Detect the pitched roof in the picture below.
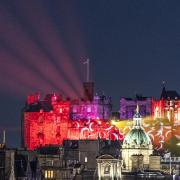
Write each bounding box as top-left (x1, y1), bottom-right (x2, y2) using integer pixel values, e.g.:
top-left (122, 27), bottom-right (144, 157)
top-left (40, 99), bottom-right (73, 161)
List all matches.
top-left (160, 87), bottom-right (180, 100)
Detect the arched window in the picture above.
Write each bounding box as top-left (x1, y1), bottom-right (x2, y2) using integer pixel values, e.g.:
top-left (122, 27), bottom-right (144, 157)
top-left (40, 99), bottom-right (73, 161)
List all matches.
top-left (104, 164), bottom-right (110, 174)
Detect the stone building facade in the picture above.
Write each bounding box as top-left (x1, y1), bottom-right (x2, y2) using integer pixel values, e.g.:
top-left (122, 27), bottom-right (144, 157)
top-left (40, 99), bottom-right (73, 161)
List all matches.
top-left (70, 94), bottom-right (112, 120)
top-left (121, 105), bottom-right (153, 171)
top-left (97, 154), bottom-right (122, 180)
top-left (119, 95), bottom-right (152, 120)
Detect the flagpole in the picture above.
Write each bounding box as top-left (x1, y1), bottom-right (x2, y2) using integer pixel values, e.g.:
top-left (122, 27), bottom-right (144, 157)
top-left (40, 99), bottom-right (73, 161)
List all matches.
top-left (87, 58), bottom-right (89, 82)
top-left (83, 58), bottom-right (90, 82)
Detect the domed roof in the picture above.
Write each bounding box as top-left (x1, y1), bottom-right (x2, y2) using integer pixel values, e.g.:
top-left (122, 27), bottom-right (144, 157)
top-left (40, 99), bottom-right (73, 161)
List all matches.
top-left (123, 105), bottom-right (152, 148)
top-left (97, 154), bottom-right (115, 160)
top-left (123, 128), bottom-right (151, 147)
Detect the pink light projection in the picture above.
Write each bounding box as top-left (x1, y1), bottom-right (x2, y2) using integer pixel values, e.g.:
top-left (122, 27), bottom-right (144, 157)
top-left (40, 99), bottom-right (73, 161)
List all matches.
top-left (0, 47), bottom-right (54, 95)
top-left (0, 8), bottom-right (75, 96)
top-left (0, 1), bottom-right (87, 98)
top-left (55, 1), bottom-right (89, 80)
top-left (12, 0), bottom-right (84, 96)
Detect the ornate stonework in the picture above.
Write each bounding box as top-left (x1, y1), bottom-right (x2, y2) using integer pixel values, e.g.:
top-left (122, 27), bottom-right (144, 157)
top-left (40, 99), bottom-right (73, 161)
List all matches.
top-left (97, 154), bottom-right (122, 180)
top-left (121, 105), bottom-right (153, 171)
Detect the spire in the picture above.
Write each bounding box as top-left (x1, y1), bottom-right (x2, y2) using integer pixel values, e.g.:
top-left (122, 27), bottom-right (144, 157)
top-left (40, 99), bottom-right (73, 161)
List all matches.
top-left (160, 81), bottom-right (167, 99)
top-left (133, 104), bottom-right (142, 128)
top-left (136, 104), bottom-right (139, 114)
top-left (162, 80), bottom-right (166, 88)
top-left (3, 130), bottom-right (6, 145)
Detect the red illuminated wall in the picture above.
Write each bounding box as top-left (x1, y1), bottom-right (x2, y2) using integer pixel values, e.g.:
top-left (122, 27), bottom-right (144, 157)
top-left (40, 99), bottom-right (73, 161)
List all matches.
top-left (152, 99), bottom-right (164, 119)
top-left (24, 100), bottom-right (70, 150)
top-left (152, 98), bottom-right (180, 122)
top-left (24, 96), bottom-right (123, 150)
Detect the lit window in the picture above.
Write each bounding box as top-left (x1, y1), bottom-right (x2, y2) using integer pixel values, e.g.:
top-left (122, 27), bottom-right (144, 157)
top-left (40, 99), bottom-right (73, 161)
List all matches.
top-left (170, 101), bottom-right (173, 106)
top-left (175, 112), bottom-right (178, 121)
top-left (167, 111), bottom-right (170, 120)
top-left (73, 107), bottom-right (77, 113)
top-left (45, 170), bottom-right (54, 179)
top-left (45, 170), bottom-right (48, 178)
top-left (85, 156), bottom-right (87, 163)
top-left (48, 171), bottom-right (51, 178)
top-left (87, 106), bottom-right (91, 113)
top-left (51, 171), bottom-right (54, 178)
top-left (155, 106), bottom-right (159, 119)
top-left (178, 108), bottom-right (180, 121)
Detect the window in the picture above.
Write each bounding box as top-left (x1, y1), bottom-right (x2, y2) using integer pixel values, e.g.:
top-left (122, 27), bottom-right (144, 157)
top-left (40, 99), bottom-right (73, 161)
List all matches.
top-left (104, 164), bottom-right (110, 174)
top-left (87, 106), bottom-right (91, 113)
top-left (45, 170), bottom-right (54, 179)
top-left (59, 108), bottom-right (62, 113)
top-left (73, 107), bottom-right (77, 113)
top-left (85, 156), bottom-right (87, 163)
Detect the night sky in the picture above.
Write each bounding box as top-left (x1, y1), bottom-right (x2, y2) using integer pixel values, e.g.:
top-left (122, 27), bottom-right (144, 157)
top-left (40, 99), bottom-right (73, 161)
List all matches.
top-left (1, 0), bottom-right (180, 147)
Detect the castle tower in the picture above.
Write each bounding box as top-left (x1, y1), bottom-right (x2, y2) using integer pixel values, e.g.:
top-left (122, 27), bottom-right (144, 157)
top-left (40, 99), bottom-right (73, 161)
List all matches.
top-left (83, 58), bottom-right (94, 101)
top-left (83, 82), bottom-right (94, 101)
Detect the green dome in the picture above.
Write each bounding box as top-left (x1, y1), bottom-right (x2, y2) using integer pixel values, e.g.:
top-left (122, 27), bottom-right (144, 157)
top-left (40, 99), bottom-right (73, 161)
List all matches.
top-left (123, 105), bottom-right (152, 148)
top-left (123, 128), bottom-right (151, 147)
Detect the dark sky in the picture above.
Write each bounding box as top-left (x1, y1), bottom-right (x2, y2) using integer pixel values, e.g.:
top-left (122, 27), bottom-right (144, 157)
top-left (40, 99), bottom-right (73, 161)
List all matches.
top-left (1, 0), bottom-right (180, 147)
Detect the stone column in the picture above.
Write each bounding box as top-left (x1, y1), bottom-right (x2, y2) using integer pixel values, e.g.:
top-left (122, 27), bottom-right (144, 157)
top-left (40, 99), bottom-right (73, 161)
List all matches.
top-left (111, 163), bottom-right (113, 180)
top-left (97, 162), bottom-right (101, 180)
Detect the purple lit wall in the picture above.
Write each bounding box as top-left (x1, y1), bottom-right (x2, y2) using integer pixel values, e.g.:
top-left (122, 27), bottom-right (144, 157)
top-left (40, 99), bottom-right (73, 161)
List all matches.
top-left (119, 96), bottom-right (152, 120)
top-left (70, 94), bottom-right (112, 120)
